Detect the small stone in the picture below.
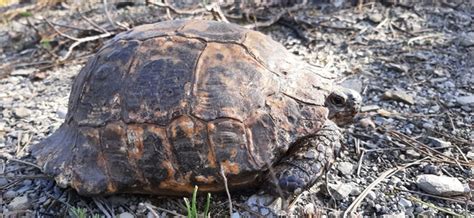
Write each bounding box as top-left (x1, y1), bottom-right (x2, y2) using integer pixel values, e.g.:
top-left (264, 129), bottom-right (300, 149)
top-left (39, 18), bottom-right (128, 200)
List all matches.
top-left (367, 191), bottom-right (377, 200)
top-left (13, 107), bottom-right (31, 118)
top-left (368, 13), bottom-right (384, 23)
top-left (398, 198), bottom-right (412, 208)
top-left (466, 152), bottom-right (474, 160)
top-left (382, 90), bottom-right (415, 105)
top-left (328, 182), bottom-right (353, 200)
top-left (0, 178), bottom-right (8, 186)
top-left (303, 203), bottom-right (315, 216)
top-left (360, 105), bottom-right (380, 112)
top-left (56, 107), bottom-right (68, 119)
top-left (428, 137), bottom-right (451, 148)
top-left (118, 212), bottom-right (134, 218)
top-left (381, 211), bottom-right (406, 218)
top-left (405, 149), bottom-right (420, 158)
top-left (231, 212), bottom-right (241, 218)
top-left (260, 208), bottom-right (270, 216)
top-left (4, 190), bottom-right (17, 199)
top-left (337, 162), bottom-right (354, 176)
top-left (416, 175), bottom-right (468, 196)
top-left (456, 95), bottom-right (474, 105)
top-left (11, 69), bottom-right (35, 76)
top-left (8, 195), bottom-right (31, 211)
top-left (457, 32), bottom-right (474, 47)
top-left (359, 117), bottom-right (376, 128)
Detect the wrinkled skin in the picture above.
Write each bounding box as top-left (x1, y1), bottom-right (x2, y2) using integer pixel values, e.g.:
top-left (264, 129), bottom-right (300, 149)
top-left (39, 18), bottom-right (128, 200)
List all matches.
top-left (30, 20), bottom-right (361, 208)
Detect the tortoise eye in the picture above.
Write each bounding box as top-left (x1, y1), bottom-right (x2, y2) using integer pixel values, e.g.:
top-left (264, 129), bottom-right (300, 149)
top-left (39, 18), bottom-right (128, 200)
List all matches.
top-left (330, 95), bottom-right (345, 107)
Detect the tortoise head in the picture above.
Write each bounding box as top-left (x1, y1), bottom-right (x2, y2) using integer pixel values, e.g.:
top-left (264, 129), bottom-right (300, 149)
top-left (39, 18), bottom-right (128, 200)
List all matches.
top-left (325, 86), bottom-right (362, 126)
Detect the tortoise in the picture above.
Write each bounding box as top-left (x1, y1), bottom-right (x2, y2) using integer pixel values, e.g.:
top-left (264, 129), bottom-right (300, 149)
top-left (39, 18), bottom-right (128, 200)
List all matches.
top-left (31, 19), bottom-right (361, 198)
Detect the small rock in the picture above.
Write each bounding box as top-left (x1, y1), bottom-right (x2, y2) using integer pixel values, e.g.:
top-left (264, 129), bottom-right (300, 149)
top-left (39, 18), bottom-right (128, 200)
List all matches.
top-left (423, 164), bottom-right (440, 175)
top-left (13, 107), bottom-right (31, 118)
top-left (118, 212), bottom-right (134, 218)
top-left (428, 137), bottom-right (451, 148)
top-left (398, 198), bottom-right (412, 208)
top-left (456, 95), bottom-right (474, 105)
top-left (337, 162), bottom-right (354, 176)
top-left (386, 63), bottom-right (409, 73)
top-left (8, 195), bottom-right (31, 211)
top-left (328, 182), bottom-right (354, 200)
top-left (405, 149), bottom-right (420, 158)
top-left (0, 178), bottom-right (8, 186)
top-left (368, 13), bottom-right (384, 23)
top-left (231, 212), bottom-right (241, 218)
top-left (4, 190), bottom-right (16, 199)
top-left (382, 90), bottom-right (415, 105)
top-left (457, 32), bottom-right (474, 47)
top-left (466, 152), bottom-right (474, 160)
top-left (56, 107), bottom-right (68, 119)
top-left (303, 203), bottom-right (315, 216)
top-left (366, 191), bottom-right (377, 200)
top-left (359, 117), bottom-right (376, 128)
top-left (416, 175), bottom-right (468, 196)
top-left (381, 211), bottom-right (406, 218)
top-left (11, 69), bottom-right (35, 77)
top-left (360, 105), bottom-right (380, 112)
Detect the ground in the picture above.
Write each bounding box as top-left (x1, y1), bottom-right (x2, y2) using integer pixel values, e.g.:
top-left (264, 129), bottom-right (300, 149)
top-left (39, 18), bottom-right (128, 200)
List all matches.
top-left (0, 1), bottom-right (473, 217)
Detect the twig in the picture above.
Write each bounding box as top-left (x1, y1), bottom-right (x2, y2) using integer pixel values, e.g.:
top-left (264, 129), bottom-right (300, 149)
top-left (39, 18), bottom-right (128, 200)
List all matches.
top-left (407, 33), bottom-right (445, 45)
top-left (78, 10), bottom-right (109, 33)
top-left (243, 0), bottom-right (308, 29)
top-left (148, 0), bottom-right (207, 15)
top-left (393, 187), bottom-right (472, 205)
top-left (143, 203), bottom-right (161, 217)
top-left (103, 0), bottom-right (117, 29)
top-left (60, 31), bottom-right (113, 61)
top-left (356, 150), bottom-right (365, 177)
top-left (220, 168), bottom-right (233, 217)
top-left (343, 157), bottom-right (428, 217)
top-left (144, 203), bottom-right (184, 217)
top-left (0, 153), bottom-right (42, 170)
top-left (408, 196), bottom-right (463, 217)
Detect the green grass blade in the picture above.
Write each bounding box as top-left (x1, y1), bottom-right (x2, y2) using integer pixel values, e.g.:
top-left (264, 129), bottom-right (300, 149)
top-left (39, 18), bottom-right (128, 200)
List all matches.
top-left (204, 193), bottom-right (211, 218)
top-left (191, 186), bottom-right (198, 218)
top-left (184, 197), bottom-right (192, 218)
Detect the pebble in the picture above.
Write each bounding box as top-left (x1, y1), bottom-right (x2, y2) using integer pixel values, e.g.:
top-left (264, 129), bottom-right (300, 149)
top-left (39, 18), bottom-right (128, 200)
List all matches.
top-left (368, 13), bottom-right (384, 23)
top-left (367, 191), bottom-right (377, 200)
top-left (118, 212), bottom-right (134, 218)
top-left (231, 212), bottom-right (241, 218)
top-left (8, 195), bottom-right (31, 211)
top-left (398, 198), bottom-right (412, 208)
top-left (428, 137), bottom-right (451, 148)
top-left (337, 162), bottom-right (354, 176)
top-left (456, 95), bottom-right (474, 105)
top-left (360, 105), bottom-right (380, 112)
top-left (416, 174), bottom-right (468, 196)
top-left (0, 178), bottom-right (8, 186)
top-left (4, 190), bottom-right (17, 199)
top-left (382, 90), bottom-right (415, 105)
top-left (457, 32), bottom-right (474, 47)
top-left (405, 149), bottom-right (420, 158)
top-left (13, 107), bottom-right (31, 118)
top-left (328, 182), bottom-right (353, 200)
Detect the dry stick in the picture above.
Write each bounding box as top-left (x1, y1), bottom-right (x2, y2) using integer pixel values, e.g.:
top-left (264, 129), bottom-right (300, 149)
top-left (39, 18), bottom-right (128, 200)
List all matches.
top-left (0, 153), bottom-right (42, 170)
top-left (243, 0), bottom-right (308, 29)
top-left (393, 187), bottom-right (471, 205)
top-left (148, 0), bottom-right (207, 15)
top-left (356, 150), bottom-right (365, 177)
top-left (389, 131), bottom-right (473, 167)
top-left (60, 32), bottom-right (113, 61)
top-left (78, 10), bottom-right (109, 33)
top-left (220, 168), bottom-right (233, 217)
top-left (408, 196), bottom-right (463, 217)
top-left (144, 203), bottom-right (184, 217)
top-left (343, 157), bottom-right (429, 217)
top-left (93, 197), bottom-right (113, 218)
top-left (143, 203), bottom-right (161, 217)
top-left (103, 0), bottom-right (117, 29)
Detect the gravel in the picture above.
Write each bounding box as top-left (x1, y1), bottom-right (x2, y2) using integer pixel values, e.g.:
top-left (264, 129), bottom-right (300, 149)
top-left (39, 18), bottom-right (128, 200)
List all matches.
top-left (0, 1), bottom-right (472, 217)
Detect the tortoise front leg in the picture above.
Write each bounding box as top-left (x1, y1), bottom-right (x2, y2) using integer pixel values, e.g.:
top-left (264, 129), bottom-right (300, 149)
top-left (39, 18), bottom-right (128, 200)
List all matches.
top-left (266, 120), bottom-right (341, 198)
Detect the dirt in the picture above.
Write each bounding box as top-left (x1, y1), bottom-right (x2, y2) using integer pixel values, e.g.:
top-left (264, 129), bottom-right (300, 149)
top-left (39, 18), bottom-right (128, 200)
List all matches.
top-left (0, 1), bottom-right (472, 217)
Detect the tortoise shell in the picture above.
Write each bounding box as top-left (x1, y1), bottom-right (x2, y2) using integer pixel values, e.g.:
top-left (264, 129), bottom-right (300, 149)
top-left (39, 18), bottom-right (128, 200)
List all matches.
top-left (31, 19), bottom-right (358, 196)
